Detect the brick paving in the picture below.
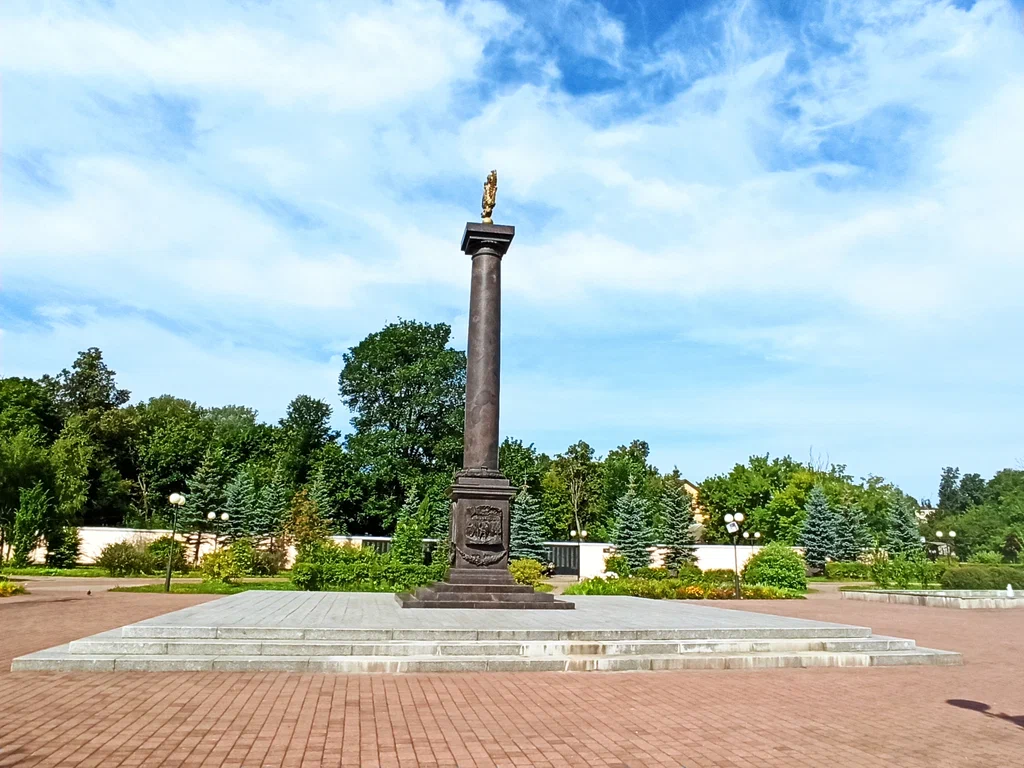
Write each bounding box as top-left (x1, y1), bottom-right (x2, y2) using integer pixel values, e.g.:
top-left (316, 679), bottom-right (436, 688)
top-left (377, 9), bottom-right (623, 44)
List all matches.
top-left (1, 580), bottom-right (1021, 768)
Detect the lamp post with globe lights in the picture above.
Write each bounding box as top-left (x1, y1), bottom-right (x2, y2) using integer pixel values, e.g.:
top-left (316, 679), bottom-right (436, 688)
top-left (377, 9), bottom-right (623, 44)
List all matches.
top-left (207, 511), bottom-right (230, 551)
top-left (935, 530), bottom-right (957, 564)
top-left (724, 513), bottom-right (745, 598)
top-left (164, 493), bottom-right (186, 593)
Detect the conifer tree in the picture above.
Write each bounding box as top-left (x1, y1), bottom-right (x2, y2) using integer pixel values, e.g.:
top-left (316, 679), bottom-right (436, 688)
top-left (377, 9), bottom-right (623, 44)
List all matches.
top-left (799, 485), bottom-right (840, 571)
top-left (660, 484), bottom-right (697, 572)
top-left (834, 501), bottom-right (872, 561)
top-left (225, 468), bottom-right (259, 541)
top-left (251, 470), bottom-right (288, 542)
top-left (309, 465), bottom-right (346, 535)
top-left (511, 488), bottom-right (548, 563)
top-left (886, 495), bottom-right (922, 557)
top-left (182, 448), bottom-right (229, 562)
top-left (390, 491), bottom-right (425, 565)
top-left (612, 481), bottom-right (653, 570)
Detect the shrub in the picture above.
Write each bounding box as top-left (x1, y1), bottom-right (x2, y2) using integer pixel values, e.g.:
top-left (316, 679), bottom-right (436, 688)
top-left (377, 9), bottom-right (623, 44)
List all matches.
top-left (604, 554), bottom-right (632, 578)
top-left (941, 565), bottom-right (1024, 590)
top-left (633, 567), bottom-right (673, 581)
top-left (96, 540), bottom-right (156, 577)
top-left (968, 551), bottom-right (1004, 565)
top-left (562, 576), bottom-right (801, 600)
top-left (251, 545), bottom-right (285, 576)
top-left (509, 558), bottom-right (545, 587)
top-left (741, 543), bottom-right (807, 591)
top-left (46, 528), bottom-right (81, 569)
top-left (0, 577), bottom-right (27, 597)
top-left (824, 561), bottom-right (871, 581)
top-left (291, 541), bottom-right (445, 592)
top-left (676, 585), bottom-right (706, 599)
top-left (889, 554), bottom-right (915, 589)
top-left (701, 568), bottom-right (736, 585)
top-left (147, 536), bottom-right (187, 573)
top-left (199, 549), bottom-right (244, 583)
top-left (912, 558), bottom-right (945, 586)
top-left (741, 584), bottom-right (802, 600)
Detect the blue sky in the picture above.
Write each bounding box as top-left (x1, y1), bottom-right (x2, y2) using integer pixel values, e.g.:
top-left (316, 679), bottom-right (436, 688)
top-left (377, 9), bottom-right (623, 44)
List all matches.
top-left (2, 0), bottom-right (1023, 499)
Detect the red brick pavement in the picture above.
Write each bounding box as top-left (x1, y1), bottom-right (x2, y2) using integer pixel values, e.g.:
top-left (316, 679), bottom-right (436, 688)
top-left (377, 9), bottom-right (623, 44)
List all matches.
top-left (0, 581), bottom-right (1021, 768)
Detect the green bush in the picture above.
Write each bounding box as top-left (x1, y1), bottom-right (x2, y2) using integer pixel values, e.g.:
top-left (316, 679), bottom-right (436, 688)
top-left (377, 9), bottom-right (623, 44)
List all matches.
top-left (824, 561), bottom-right (870, 581)
top-left (889, 554), bottom-right (915, 589)
top-left (291, 541), bottom-right (445, 592)
top-left (46, 528), bottom-right (81, 569)
top-left (870, 556), bottom-right (893, 588)
top-left (563, 576), bottom-right (800, 600)
top-left (251, 545), bottom-right (285, 576)
top-left (147, 536), bottom-right (188, 573)
top-left (96, 540), bottom-right (156, 577)
top-left (941, 565), bottom-right (1024, 590)
top-left (912, 558), bottom-right (945, 586)
top-left (968, 550), bottom-right (1004, 565)
top-left (741, 543), bottom-right (807, 591)
top-left (199, 549), bottom-right (244, 583)
top-left (604, 554), bottom-right (631, 578)
top-left (701, 568), bottom-right (737, 585)
top-left (0, 576), bottom-right (27, 597)
top-left (509, 558), bottom-right (545, 586)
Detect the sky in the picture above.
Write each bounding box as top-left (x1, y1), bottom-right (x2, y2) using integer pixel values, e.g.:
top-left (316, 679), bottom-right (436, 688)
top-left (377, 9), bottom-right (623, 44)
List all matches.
top-left (1, 0), bottom-right (1023, 500)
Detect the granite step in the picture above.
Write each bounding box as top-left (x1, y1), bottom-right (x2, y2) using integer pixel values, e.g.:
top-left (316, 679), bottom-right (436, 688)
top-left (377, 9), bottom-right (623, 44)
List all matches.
top-left (12, 647), bottom-right (962, 673)
top-left (64, 635), bottom-right (917, 658)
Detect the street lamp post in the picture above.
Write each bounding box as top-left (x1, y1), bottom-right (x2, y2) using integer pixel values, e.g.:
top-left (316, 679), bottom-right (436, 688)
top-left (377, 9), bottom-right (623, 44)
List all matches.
top-left (165, 493), bottom-right (186, 593)
top-left (935, 530), bottom-right (957, 565)
top-left (724, 513), bottom-right (745, 598)
top-left (207, 511), bottom-right (230, 551)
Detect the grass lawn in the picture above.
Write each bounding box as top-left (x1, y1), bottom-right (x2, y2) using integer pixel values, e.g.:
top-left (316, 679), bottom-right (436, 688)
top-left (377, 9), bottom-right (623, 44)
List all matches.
top-left (112, 580), bottom-right (298, 595)
top-left (0, 566), bottom-right (112, 578)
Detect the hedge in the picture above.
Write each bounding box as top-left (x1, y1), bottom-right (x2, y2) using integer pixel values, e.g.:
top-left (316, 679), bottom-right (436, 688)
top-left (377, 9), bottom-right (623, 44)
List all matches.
top-left (940, 565), bottom-right (1024, 591)
top-left (824, 561), bottom-right (871, 581)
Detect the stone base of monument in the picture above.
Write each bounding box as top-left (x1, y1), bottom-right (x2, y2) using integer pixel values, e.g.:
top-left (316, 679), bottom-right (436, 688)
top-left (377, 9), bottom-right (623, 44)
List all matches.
top-left (396, 568), bottom-right (575, 609)
top-left (12, 592), bottom-right (961, 673)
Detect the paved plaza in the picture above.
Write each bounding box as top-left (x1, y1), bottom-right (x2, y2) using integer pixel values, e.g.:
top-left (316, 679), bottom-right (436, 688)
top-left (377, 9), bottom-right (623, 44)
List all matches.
top-left (1, 580), bottom-right (1021, 767)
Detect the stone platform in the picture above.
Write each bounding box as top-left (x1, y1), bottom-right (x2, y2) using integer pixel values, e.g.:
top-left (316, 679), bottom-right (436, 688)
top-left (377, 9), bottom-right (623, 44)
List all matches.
top-left (397, 567), bottom-right (574, 609)
top-left (11, 592), bottom-right (962, 673)
top-left (842, 588), bottom-right (1024, 609)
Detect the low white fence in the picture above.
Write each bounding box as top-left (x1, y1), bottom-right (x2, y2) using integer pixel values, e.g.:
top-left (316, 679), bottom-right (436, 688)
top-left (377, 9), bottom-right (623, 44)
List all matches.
top-left (16, 527), bottom-right (773, 577)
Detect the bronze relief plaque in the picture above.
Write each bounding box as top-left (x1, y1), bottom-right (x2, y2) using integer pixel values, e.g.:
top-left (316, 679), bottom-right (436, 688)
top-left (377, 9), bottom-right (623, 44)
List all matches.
top-left (465, 504), bottom-right (502, 546)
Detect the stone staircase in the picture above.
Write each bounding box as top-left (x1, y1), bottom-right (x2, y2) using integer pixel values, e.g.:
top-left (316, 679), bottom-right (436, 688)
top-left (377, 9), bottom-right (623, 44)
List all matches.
top-left (12, 624), bottom-right (961, 673)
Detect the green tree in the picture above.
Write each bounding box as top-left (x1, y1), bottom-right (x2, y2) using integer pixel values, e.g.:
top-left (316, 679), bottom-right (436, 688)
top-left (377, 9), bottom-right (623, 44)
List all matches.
top-left (833, 501), bottom-right (871, 561)
top-left (252, 469), bottom-right (289, 541)
top-left (959, 473), bottom-right (986, 509)
top-left (0, 377), bottom-right (61, 441)
top-left (390, 491), bottom-right (426, 566)
top-left (284, 489), bottom-right (332, 559)
top-left (182, 448), bottom-right (229, 561)
top-left (611, 481), bottom-right (652, 570)
top-left (339, 320), bottom-right (466, 532)
top-left (660, 483), bottom-right (697, 571)
top-left (12, 483), bottom-right (51, 566)
top-left (40, 347), bottom-right (130, 418)
top-left (307, 443), bottom-right (358, 534)
top-left (799, 485), bottom-right (840, 571)
top-left (698, 455), bottom-right (797, 542)
top-left (548, 441), bottom-right (603, 540)
top-left (937, 466), bottom-right (963, 515)
top-left (49, 416), bottom-right (94, 528)
top-left (886, 495), bottom-right (922, 557)
top-left (601, 440), bottom-right (658, 536)
top-left (0, 428), bottom-right (52, 557)
top-left (277, 395), bottom-right (336, 487)
top-left (499, 438), bottom-right (549, 492)
top-left (510, 488), bottom-right (548, 562)
top-left (225, 468), bottom-right (259, 540)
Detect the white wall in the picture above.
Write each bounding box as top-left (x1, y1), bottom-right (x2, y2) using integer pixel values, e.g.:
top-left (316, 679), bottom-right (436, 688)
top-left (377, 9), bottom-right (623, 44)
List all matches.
top-left (576, 543), bottom-right (768, 578)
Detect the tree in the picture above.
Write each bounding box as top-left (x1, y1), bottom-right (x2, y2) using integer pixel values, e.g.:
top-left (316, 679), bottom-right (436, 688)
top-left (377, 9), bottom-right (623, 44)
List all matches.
top-left (308, 464), bottom-right (341, 534)
top-left (549, 441), bottom-right (602, 540)
top-left (0, 377), bottom-right (61, 441)
top-left (611, 481), bottom-right (652, 570)
top-left (833, 501), bottom-right (872, 561)
top-left (12, 483), bottom-right (51, 566)
top-left (277, 395), bottom-right (336, 487)
top-left (183, 448), bottom-right (229, 561)
top-left (252, 469), bottom-right (289, 541)
top-left (40, 347), bottom-right (130, 418)
top-left (510, 488), bottom-right (548, 562)
top-left (307, 443), bottom-right (357, 534)
top-left (390, 491), bottom-right (426, 566)
top-left (499, 438), bottom-right (548, 492)
top-left (284, 489), bottom-right (331, 559)
top-left (660, 483), bottom-right (697, 572)
top-left (799, 485), bottom-right (840, 571)
top-left (49, 416), bottom-right (94, 528)
top-left (959, 473), bottom-right (986, 510)
top-left (339, 320), bottom-right (466, 531)
top-left (0, 428), bottom-right (51, 557)
top-left (602, 440), bottom-right (659, 536)
top-left (886, 495), bottom-right (922, 557)
top-left (937, 466), bottom-right (963, 515)
top-left (225, 469), bottom-right (259, 540)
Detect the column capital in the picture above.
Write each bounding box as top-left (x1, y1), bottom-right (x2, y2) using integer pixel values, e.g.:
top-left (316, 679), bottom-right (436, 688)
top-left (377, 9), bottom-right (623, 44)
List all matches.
top-left (461, 222), bottom-right (515, 256)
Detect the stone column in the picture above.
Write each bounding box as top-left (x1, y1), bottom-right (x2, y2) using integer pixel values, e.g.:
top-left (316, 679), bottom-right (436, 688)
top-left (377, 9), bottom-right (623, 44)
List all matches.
top-left (449, 223), bottom-right (516, 570)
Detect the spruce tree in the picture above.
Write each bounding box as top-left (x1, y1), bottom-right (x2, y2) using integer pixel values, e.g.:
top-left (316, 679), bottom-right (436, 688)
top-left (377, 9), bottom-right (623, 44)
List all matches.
top-left (183, 449), bottom-right (229, 562)
top-left (799, 485), bottom-right (840, 571)
top-left (886, 495), bottom-right (922, 557)
top-left (390, 491), bottom-right (425, 565)
top-left (660, 484), bottom-right (697, 572)
top-left (309, 465), bottom-right (346, 535)
top-left (225, 469), bottom-right (259, 541)
top-left (511, 488), bottom-right (548, 563)
top-left (612, 481), bottom-right (653, 570)
top-left (834, 501), bottom-right (873, 561)
top-left (251, 472), bottom-right (288, 542)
